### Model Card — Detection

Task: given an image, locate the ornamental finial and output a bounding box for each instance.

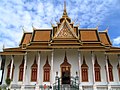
[63,0,67,16]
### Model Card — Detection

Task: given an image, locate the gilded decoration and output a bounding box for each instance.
[57,23,74,38]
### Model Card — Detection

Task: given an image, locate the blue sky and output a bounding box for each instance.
[0,0,120,51]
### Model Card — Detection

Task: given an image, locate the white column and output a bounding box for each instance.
[0,55,2,69]
[21,52,27,90]
[9,55,14,89]
[105,55,111,90]
[10,55,14,80]
[91,52,96,90]
[51,50,54,90]
[78,51,82,90]
[35,51,41,90]
[105,55,110,83]
[91,52,95,83]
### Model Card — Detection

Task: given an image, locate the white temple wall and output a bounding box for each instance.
[53,49,79,82]
[94,52,107,85]
[26,52,36,85]
[2,55,23,84]
[81,51,93,85]
[40,51,51,85]
[13,55,23,84]
[109,54,119,85]
[2,50,120,86]
[2,55,10,84]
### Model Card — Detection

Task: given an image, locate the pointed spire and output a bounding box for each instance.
[46,55,49,64]
[64,51,68,62]
[95,55,98,63]
[94,55,100,67]
[83,55,86,64]
[32,55,37,67]
[20,56,24,67]
[81,55,88,67]
[22,56,24,64]
[107,56,112,67]
[60,51,71,67]
[43,55,51,68]
[34,56,37,64]
[60,0,71,23]
[63,0,67,16]
[8,60,12,67]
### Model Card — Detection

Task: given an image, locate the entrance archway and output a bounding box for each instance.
[60,52,71,84]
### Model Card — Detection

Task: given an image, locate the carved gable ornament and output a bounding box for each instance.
[57,23,74,38]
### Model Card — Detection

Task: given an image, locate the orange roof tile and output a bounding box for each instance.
[99,32,111,46]
[80,30,99,42]
[20,33,32,45]
[33,30,51,42]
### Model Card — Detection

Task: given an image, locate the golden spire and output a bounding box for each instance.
[63,0,68,17]
[60,0,71,23]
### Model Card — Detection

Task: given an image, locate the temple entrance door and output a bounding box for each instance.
[60,52,71,84]
[61,67,70,84]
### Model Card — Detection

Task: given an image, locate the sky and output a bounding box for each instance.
[0,0,120,51]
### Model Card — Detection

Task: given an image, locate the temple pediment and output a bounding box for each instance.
[54,20,77,39]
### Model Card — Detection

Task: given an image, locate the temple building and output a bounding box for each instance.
[0,1,120,90]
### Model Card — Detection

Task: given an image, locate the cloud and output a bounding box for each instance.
[0,0,119,50]
[112,36,120,46]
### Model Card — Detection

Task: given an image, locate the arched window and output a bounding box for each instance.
[106,58,113,81]
[81,56,88,82]
[7,60,15,79]
[43,56,51,82]
[19,57,24,81]
[94,56,101,81]
[117,63,120,81]
[31,57,37,82]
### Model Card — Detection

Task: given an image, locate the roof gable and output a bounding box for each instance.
[54,20,78,39]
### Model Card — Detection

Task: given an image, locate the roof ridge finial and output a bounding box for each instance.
[22,26,26,33]
[63,0,67,16]
[105,26,109,32]
[3,44,5,50]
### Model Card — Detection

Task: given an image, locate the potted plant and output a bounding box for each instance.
[5,78,11,90]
